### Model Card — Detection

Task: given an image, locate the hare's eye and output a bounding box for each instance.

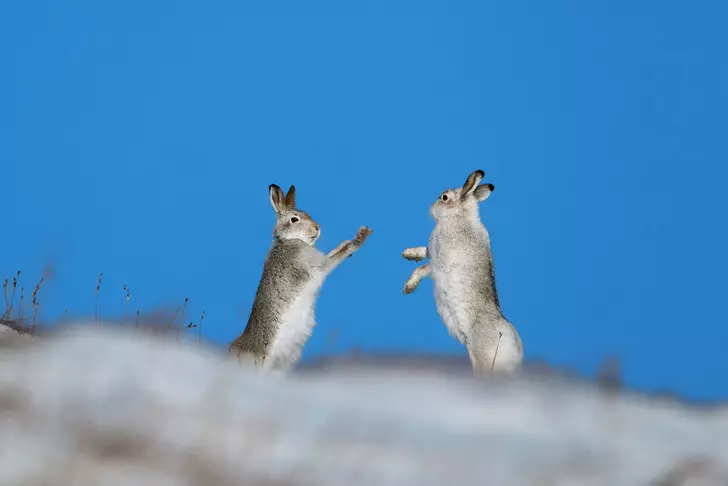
[290,216,299,223]
[441,194,449,202]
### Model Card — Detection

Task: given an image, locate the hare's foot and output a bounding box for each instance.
[326,226,373,270]
[403,263,430,294]
[352,226,373,247]
[402,246,427,262]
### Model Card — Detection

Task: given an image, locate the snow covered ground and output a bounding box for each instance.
[1,322,727,485]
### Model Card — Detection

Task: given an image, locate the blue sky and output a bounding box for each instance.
[2,1,726,400]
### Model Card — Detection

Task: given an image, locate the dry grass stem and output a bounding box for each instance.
[491,331,503,374]
[95,273,104,324]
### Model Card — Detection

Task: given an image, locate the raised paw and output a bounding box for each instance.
[402,247,427,262]
[403,279,418,294]
[403,272,422,294]
[402,263,430,294]
[353,226,373,246]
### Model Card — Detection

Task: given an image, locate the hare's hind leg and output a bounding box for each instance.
[230,347,262,371]
[468,330,523,376]
[402,246,428,261]
[403,263,430,294]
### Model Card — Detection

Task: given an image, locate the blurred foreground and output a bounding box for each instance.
[1,323,727,485]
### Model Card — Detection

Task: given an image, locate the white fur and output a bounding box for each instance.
[431,223,523,374]
[428,222,486,344]
[403,170,523,374]
[264,271,326,371]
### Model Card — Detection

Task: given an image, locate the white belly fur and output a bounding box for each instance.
[428,222,523,372]
[264,275,324,371]
[431,268,473,346]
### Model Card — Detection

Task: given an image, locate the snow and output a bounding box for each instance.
[1,323,727,485]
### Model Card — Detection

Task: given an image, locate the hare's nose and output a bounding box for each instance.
[313,223,320,232]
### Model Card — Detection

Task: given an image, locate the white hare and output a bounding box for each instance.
[402,169,523,374]
[229,183,372,372]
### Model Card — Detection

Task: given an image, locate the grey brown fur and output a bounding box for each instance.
[229,183,372,372]
[229,240,313,361]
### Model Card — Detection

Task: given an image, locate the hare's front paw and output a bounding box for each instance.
[353,226,373,246]
[403,270,424,293]
[402,247,425,262]
[403,279,419,294]
[402,263,430,294]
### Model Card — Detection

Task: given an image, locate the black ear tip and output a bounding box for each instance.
[476,169,485,178]
[269,184,281,191]
[487,183,495,191]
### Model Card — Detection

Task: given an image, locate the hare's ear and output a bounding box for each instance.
[269,184,287,215]
[473,183,495,202]
[462,170,485,196]
[285,185,296,209]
